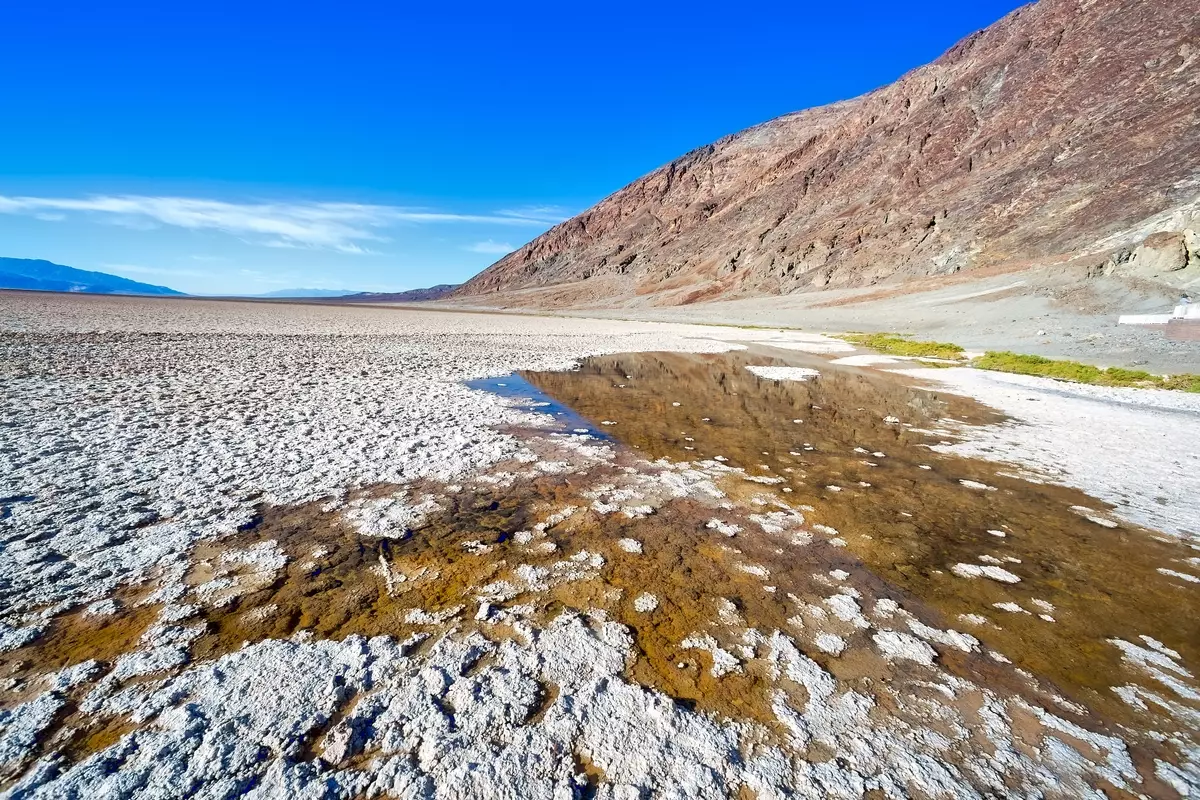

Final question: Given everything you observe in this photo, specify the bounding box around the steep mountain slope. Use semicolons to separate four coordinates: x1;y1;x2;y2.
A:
455;0;1200;308
0;258;183;296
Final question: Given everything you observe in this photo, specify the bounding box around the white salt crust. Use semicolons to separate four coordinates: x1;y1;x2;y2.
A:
0;296;1195;796
745;366;821;382
0;298;739;621
904;366;1200;540
2;613;1150;800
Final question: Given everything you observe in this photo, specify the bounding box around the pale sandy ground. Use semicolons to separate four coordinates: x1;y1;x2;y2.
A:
874;360;1200;541
1;291;1197;798
433;268;1200;374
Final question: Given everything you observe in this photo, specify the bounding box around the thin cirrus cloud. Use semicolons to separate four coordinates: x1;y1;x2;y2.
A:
0;194;568;254
465;240;515;255
101;263;215;280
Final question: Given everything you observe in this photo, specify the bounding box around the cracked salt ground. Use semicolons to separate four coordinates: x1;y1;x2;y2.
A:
2;296;1198;797
0;297;748;623
0;431;1174;798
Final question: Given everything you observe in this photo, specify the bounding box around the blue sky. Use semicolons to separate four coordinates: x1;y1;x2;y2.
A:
0;0;1026;295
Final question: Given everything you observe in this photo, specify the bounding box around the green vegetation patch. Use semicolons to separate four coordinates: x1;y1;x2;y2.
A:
973;351;1200;393
841;333;966;360
840;333;1199;392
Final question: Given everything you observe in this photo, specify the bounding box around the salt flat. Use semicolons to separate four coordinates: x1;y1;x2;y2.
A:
0;294;742;620
1;292;1197;798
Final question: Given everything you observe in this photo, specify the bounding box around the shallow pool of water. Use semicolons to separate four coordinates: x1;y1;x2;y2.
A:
467;373;611;440
515;349;1200;745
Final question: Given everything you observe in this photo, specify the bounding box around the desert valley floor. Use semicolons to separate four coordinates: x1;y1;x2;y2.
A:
1;291;1198;799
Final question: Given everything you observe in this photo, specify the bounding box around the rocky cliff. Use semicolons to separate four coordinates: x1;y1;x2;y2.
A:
455;0;1200;307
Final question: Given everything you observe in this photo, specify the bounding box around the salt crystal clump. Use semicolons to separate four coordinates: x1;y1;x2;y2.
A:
873;631;938;665
540;505;579;529
905;618;979;653
617;538;643;554
814;633;846;656
1070;506;1120;528
1157;568;1199;583
344;494;443;538
951;563;1021;584
744;475;785;485
705;519;741;537
633;593;658;613
405;606;464;625
994;602;1030;614
680;633;742;677
748;510;806;537
84;599;120;617
825;595;870;629
745;366;820;382
715;598;743;627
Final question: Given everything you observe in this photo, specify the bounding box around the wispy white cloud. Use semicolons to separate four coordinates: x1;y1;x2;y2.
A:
495;205;570;225
0;194;569;253
465;240;515;255
100;263;214;280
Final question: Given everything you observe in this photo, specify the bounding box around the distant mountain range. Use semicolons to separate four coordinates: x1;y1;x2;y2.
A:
337;284;459;303
0;258;460;304
0;258;184;296
243;285;458;301
251;288;359;298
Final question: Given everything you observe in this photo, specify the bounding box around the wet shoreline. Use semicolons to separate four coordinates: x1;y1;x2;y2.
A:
512;349;1199;750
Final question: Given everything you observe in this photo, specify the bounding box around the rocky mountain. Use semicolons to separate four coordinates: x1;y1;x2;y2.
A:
0;258;183;296
455;0;1200;308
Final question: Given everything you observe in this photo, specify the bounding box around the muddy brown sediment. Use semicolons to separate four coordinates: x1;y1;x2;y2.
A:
178;475;852;730
58;713;138;764
0;590;161;712
0;582;160;785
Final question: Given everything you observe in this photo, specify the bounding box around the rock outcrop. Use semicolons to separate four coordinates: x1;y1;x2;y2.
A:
454;0;1200;308
1093;230;1200;281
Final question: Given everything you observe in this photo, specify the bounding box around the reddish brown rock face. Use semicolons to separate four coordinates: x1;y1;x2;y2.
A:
455;0;1200;307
